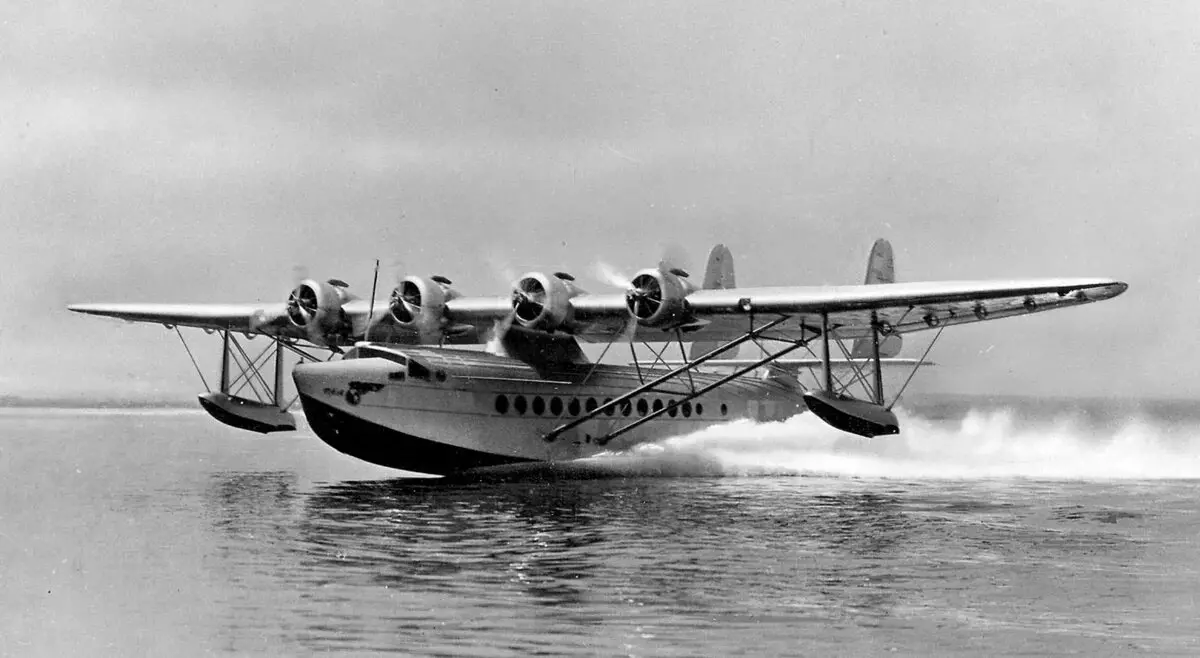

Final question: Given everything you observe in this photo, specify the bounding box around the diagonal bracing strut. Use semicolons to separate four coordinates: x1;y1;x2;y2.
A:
543;316;790;441
594;338;810;445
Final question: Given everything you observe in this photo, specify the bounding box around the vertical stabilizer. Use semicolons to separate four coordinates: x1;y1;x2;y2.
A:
701;244;735;290
851;239;902;358
689;245;734;360
863;238;894;285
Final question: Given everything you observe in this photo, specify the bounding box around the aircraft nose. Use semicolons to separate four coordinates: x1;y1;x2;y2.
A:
292;359;389;404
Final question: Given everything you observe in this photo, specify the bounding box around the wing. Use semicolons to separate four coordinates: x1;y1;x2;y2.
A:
66;298;515;346
70;277;1127;345
560;277;1127;343
68;302;295;334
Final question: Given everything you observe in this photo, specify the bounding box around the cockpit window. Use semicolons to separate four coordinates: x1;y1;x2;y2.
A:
348;346;409;366
408;359;431;381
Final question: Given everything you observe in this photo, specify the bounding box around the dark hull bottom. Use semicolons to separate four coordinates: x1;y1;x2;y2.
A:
298;394;536;475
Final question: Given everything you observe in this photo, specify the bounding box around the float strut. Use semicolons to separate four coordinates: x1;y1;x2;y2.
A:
871;311;884;405
821;312;833;394
220;330;232;393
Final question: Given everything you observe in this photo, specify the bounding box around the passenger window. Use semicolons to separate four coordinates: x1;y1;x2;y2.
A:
408;360;431;381
435;370;447;382
514;395;527;415
620;400;633;417
681;401;692;418
495;395;509;415
652;399;664;414
636;399;648;416
532;396;545;415
603;398;615;416
585;398;598;413
695;403;704;416
667;401;678;418
720;403;728;417
568;398;581;416
388;371;406;381
550;397;564;416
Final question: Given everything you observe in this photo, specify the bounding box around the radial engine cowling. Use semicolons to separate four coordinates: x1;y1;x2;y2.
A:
625;268;696;328
389;275;459;342
511;272;581;332
286;279;353;346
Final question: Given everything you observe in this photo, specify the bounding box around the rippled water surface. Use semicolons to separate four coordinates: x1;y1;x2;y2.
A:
3;399;1200;656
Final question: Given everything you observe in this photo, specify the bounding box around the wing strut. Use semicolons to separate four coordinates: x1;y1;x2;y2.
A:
168;327;335;434
885;325;943;411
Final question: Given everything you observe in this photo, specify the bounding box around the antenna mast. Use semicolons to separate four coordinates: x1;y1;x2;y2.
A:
365;258;380;342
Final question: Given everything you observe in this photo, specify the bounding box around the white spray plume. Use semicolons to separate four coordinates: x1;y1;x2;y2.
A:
577;407;1200;480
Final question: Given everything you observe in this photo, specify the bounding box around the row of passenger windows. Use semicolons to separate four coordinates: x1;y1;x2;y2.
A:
494;394;729;419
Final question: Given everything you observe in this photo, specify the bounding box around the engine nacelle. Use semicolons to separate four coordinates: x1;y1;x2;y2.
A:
286;279;353;346
388;275;460;342
511;272;582;332
625;268;697;328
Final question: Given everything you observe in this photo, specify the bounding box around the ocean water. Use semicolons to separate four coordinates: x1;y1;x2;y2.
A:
2;397;1199;656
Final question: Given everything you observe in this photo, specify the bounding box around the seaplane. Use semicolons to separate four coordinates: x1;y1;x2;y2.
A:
68;239;1127;476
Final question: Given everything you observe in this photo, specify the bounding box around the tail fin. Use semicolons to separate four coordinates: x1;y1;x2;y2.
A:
689;245;734;360
851;239;902;358
701;244;735;290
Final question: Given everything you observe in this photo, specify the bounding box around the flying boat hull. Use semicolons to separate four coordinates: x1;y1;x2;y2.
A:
291;349;801;476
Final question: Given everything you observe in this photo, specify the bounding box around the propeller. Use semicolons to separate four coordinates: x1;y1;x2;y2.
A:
593;261;633;289
511;277;548;323
484;310;516;355
388;279;423;323
657;242;692;279
625;273;663;321
286;284;319;326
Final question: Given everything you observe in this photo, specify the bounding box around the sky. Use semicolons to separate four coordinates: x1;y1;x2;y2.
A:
2;1;1198;401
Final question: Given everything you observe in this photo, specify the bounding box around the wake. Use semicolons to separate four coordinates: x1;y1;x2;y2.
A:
578;407;1200;480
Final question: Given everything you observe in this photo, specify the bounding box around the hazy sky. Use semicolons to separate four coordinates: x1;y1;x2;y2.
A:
3;1;1197;400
